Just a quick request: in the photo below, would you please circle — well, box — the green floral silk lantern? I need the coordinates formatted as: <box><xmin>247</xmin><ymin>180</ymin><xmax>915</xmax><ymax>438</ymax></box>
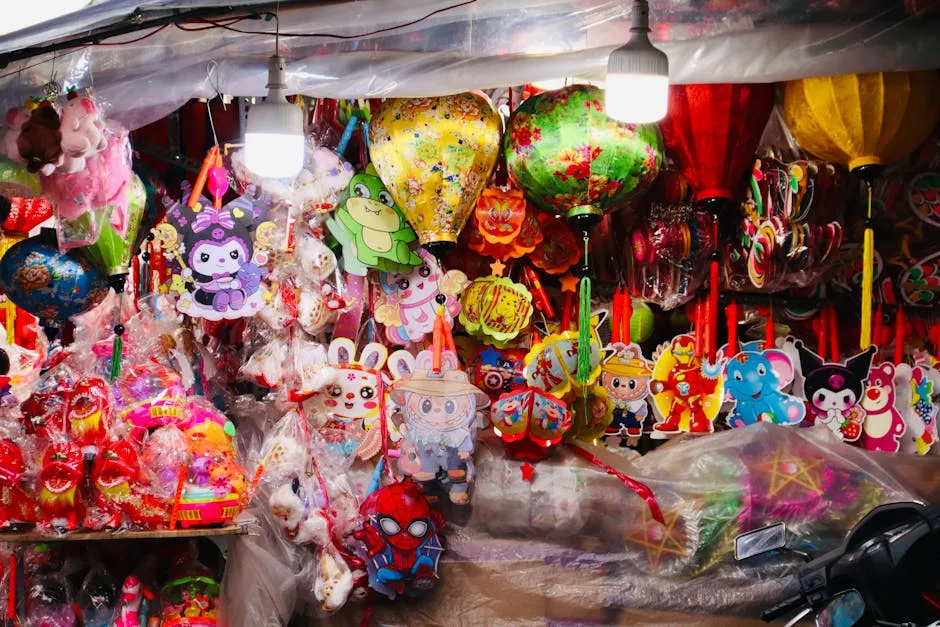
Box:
<box><xmin>505</xmin><ymin>84</ymin><xmax>663</xmax><ymax>230</ymax></box>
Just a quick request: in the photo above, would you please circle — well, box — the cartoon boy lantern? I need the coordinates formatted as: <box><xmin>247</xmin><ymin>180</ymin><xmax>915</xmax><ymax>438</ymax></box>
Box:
<box><xmin>388</xmin><ymin>349</ymin><xmax>489</xmax><ymax>505</ymax></box>
<box><xmin>599</xmin><ymin>343</ymin><xmax>654</xmax><ymax>446</ymax></box>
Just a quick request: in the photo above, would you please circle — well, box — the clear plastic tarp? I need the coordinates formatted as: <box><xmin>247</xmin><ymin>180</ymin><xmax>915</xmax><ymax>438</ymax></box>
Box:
<box><xmin>0</xmin><ymin>0</ymin><xmax>939</xmax><ymax>130</ymax></box>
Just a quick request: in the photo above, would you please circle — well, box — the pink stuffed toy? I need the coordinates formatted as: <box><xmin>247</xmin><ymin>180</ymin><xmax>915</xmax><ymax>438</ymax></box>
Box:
<box><xmin>57</xmin><ymin>92</ymin><xmax>106</xmax><ymax>173</ymax></box>
<box><xmin>41</xmin><ymin>123</ymin><xmax>132</xmax><ymax>240</ymax></box>
<box><xmin>3</xmin><ymin>107</ymin><xmax>30</xmax><ymax>164</ymax></box>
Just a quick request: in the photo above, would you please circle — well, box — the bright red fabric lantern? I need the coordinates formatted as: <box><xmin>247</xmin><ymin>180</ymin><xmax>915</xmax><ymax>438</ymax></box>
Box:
<box><xmin>660</xmin><ymin>83</ymin><xmax>775</xmax><ymax>202</ymax></box>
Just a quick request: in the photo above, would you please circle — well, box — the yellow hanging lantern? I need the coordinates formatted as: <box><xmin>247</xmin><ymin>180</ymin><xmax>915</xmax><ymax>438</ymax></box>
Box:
<box><xmin>783</xmin><ymin>71</ymin><xmax>940</xmax><ymax>350</ymax></box>
<box><xmin>369</xmin><ymin>93</ymin><xmax>502</xmax><ymax>258</ymax></box>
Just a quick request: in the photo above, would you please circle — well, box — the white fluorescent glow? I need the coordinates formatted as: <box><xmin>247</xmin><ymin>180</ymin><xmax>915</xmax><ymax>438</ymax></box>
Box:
<box><xmin>244</xmin><ymin>132</ymin><xmax>305</xmax><ymax>179</ymax></box>
<box><xmin>605</xmin><ymin>73</ymin><xmax>669</xmax><ymax>124</ymax></box>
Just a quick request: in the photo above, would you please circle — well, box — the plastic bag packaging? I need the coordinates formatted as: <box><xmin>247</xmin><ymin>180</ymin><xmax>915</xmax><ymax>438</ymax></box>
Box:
<box><xmin>77</xmin><ymin>565</ymin><xmax>119</xmax><ymax>627</ymax></box>
<box><xmin>723</xmin><ymin>109</ymin><xmax>857</xmax><ymax>293</ymax></box>
<box><xmin>26</xmin><ymin>571</ymin><xmax>76</xmax><ymax>627</ymax></box>
<box><xmin>313</xmin><ymin>423</ymin><xmax>928</xmax><ymax>625</ymax></box>
<box><xmin>0</xmin><ymin>421</ymin><xmax>39</xmax><ymax>529</ymax></box>
<box><xmin>4</xmin><ymin>1</ymin><xmax>940</xmax><ymax>131</ymax></box>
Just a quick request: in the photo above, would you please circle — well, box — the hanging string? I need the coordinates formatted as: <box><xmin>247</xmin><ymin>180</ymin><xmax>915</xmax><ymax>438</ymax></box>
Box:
<box><xmin>693</xmin><ymin>298</ymin><xmax>704</xmax><ymax>359</ymax></box>
<box><xmin>726</xmin><ymin>298</ymin><xmax>739</xmax><ymax>357</ymax></box>
<box><xmin>764</xmin><ymin>303</ymin><xmax>774</xmax><ymax>349</ymax></box>
<box><xmin>568</xmin><ymin>442</ymin><xmax>664</xmax><ymax>524</ymax></box>
<box><xmin>873</xmin><ymin>301</ymin><xmax>884</xmax><ymax>360</ymax></box>
<box><xmin>817</xmin><ymin>305</ymin><xmax>828</xmax><ymax>362</ymax></box>
<box><xmin>860</xmin><ymin>184</ymin><xmax>875</xmax><ymax>349</ymax></box>
<box><xmin>611</xmin><ymin>288</ymin><xmax>623</xmax><ymax>345</ymax></box>
<box><xmin>828</xmin><ymin>303</ymin><xmax>839</xmax><ymax>362</ymax></box>
<box><xmin>621</xmin><ymin>287</ymin><xmax>632</xmax><ymax>346</ymax></box>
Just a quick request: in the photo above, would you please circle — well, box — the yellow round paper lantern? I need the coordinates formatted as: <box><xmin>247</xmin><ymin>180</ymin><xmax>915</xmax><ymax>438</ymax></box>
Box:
<box><xmin>369</xmin><ymin>93</ymin><xmax>502</xmax><ymax>257</ymax></box>
<box><xmin>783</xmin><ymin>71</ymin><xmax>940</xmax><ymax>175</ymax></box>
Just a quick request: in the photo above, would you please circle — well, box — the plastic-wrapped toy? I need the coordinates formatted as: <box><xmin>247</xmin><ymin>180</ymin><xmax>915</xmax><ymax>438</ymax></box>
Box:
<box><xmin>17</xmin><ymin>101</ymin><xmax>63</xmax><ymax>175</ymax></box>
<box><xmin>140</xmin><ymin>425</ymin><xmax>189</xmax><ymax>500</ymax></box>
<box><xmin>112</xmin><ymin>576</ymin><xmax>143</xmax><ymax>627</ymax></box>
<box><xmin>353</xmin><ymin>479</ymin><xmax>444</xmax><ymax>600</ymax></box>
<box><xmin>292</xmin><ymin>147</ymin><xmax>354</xmax><ymax>216</ymax></box>
<box><xmin>860</xmin><ymin>362</ymin><xmax>907</xmax><ymax>453</ymax></box>
<box><xmin>894</xmin><ymin>364</ymin><xmax>937</xmax><ymax>455</ymax></box>
<box><xmin>304</xmin><ymin>338</ymin><xmax>388</xmax><ymax>459</ymax></box>
<box><xmin>649</xmin><ymin>334</ymin><xmax>724</xmax><ymax>435</ymax></box>
<box><xmin>388</xmin><ymin>349</ymin><xmax>489</xmax><ymax>505</ymax></box>
<box><xmin>794</xmin><ymin>340</ymin><xmax>876</xmax><ymax>442</ymax></box>
<box><xmin>113</xmin><ymin>364</ymin><xmax>185</xmax><ymax>439</ymax></box>
<box><xmin>38</xmin><ymin>438</ymin><xmax>85</xmax><ymax>531</ymax></box>
<box><xmin>77</xmin><ymin>565</ymin><xmax>118</xmax><ymax>627</ymax></box>
<box><xmin>66</xmin><ymin>375</ymin><xmax>111</xmax><ymax>457</ymax></box>
<box><xmin>25</xmin><ymin>572</ymin><xmax>76</xmax><ymax>626</ymax></box>
<box><xmin>4</xmin><ymin>105</ymin><xmax>30</xmax><ymax>163</ymax></box>
<box><xmin>269</xmin><ymin>476</ymin><xmax>331</xmax><ymax>547</ymax></box>
<box><xmin>87</xmin><ymin>438</ymin><xmax>168</xmax><ymax>530</ymax></box>
<box><xmin>20</xmin><ymin>364</ymin><xmax>74</xmax><ymax>437</ymax></box>
<box><xmin>375</xmin><ymin>250</ymin><xmax>467</xmax><ymax>345</ymax></box>
<box><xmin>598</xmin><ymin>343</ymin><xmax>654</xmax><ymax>446</ymax></box>
<box><xmin>175</xmin><ymin>400</ymin><xmax>246</xmax><ymax>527</ymax></box>
<box><xmin>723</xmin><ymin>341</ymin><xmax>806</xmax><ymax>428</ymax></box>
<box><xmin>159</xmin><ymin>556</ymin><xmax>220</xmax><ymax>626</ymax></box>
<box><xmin>314</xmin><ymin>549</ymin><xmax>356</xmax><ymax>613</ymax></box>
<box><xmin>57</xmin><ymin>91</ymin><xmax>106</xmax><ymax>173</ymax></box>
<box><xmin>0</xmin><ymin>437</ymin><xmax>37</xmax><ymax>528</ymax></box>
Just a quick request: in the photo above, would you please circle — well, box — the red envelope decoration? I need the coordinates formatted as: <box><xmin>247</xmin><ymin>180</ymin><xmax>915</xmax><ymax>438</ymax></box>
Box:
<box><xmin>475</xmin><ymin>188</ymin><xmax>527</xmax><ymax>244</ymax></box>
<box><xmin>491</xmin><ymin>387</ymin><xmax>571</xmax><ymax>460</ymax></box>
<box><xmin>530</xmin><ymin>214</ymin><xmax>580</xmax><ymax>275</ymax></box>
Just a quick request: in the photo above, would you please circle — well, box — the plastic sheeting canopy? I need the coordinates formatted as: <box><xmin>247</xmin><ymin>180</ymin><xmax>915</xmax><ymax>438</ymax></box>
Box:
<box><xmin>0</xmin><ymin>0</ymin><xmax>939</xmax><ymax>130</ymax></box>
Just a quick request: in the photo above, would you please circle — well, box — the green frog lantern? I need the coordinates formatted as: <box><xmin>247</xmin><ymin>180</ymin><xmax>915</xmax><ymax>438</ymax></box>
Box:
<box><xmin>327</xmin><ymin>164</ymin><xmax>421</xmax><ymax>276</ymax></box>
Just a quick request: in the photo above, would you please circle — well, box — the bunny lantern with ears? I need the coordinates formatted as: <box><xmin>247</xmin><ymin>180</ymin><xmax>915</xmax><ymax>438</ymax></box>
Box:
<box><xmin>388</xmin><ymin>349</ymin><xmax>489</xmax><ymax>505</ymax></box>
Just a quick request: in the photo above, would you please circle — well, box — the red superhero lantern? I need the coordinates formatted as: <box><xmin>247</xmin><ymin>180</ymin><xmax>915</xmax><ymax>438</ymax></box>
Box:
<box><xmin>38</xmin><ymin>439</ymin><xmax>85</xmax><ymax>531</ymax></box>
<box><xmin>0</xmin><ymin>438</ymin><xmax>37</xmax><ymax>528</ymax></box>
<box><xmin>87</xmin><ymin>439</ymin><xmax>169</xmax><ymax>530</ymax></box>
<box><xmin>67</xmin><ymin>376</ymin><xmax>112</xmax><ymax>457</ymax></box>
<box><xmin>649</xmin><ymin>334</ymin><xmax>725</xmax><ymax>435</ymax></box>
<box><xmin>353</xmin><ymin>480</ymin><xmax>444</xmax><ymax>600</ymax></box>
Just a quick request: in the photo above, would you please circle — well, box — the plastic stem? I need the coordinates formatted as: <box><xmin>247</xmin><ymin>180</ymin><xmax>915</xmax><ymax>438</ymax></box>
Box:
<box><xmin>622</xmin><ymin>288</ymin><xmax>633</xmax><ymax>346</ymax></box>
<box><xmin>894</xmin><ymin>306</ymin><xmax>905</xmax><ymax>365</ymax></box>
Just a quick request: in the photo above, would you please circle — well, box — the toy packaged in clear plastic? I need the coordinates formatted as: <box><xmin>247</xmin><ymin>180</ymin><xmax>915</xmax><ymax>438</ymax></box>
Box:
<box><xmin>0</xmin><ymin>422</ymin><xmax>39</xmax><ymax>529</ymax></box>
<box><xmin>77</xmin><ymin>565</ymin><xmax>119</xmax><ymax>627</ymax></box>
<box><xmin>159</xmin><ymin>555</ymin><xmax>221</xmax><ymax>626</ymax></box>
<box><xmin>26</xmin><ymin>571</ymin><xmax>77</xmax><ymax>627</ymax></box>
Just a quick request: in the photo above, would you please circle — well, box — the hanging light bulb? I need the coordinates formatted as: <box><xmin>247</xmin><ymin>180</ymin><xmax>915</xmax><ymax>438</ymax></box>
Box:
<box><xmin>605</xmin><ymin>0</ymin><xmax>669</xmax><ymax>124</ymax></box>
<box><xmin>244</xmin><ymin>54</ymin><xmax>305</xmax><ymax>179</ymax></box>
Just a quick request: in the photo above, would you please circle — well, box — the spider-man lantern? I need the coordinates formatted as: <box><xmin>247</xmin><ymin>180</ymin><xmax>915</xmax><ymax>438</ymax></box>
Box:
<box><xmin>353</xmin><ymin>480</ymin><xmax>444</xmax><ymax>600</ymax></box>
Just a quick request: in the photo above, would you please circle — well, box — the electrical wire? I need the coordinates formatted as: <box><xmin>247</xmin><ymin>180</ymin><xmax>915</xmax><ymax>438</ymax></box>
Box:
<box><xmin>187</xmin><ymin>0</ymin><xmax>480</xmax><ymax>40</ymax></box>
<box><xmin>92</xmin><ymin>23</ymin><xmax>171</xmax><ymax>46</ymax></box>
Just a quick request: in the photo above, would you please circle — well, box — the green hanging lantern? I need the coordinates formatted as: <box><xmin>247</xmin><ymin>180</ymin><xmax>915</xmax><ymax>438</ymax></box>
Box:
<box><xmin>504</xmin><ymin>84</ymin><xmax>663</xmax><ymax>227</ymax></box>
<box><xmin>82</xmin><ymin>173</ymin><xmax>146</xmax><ymax>282</ymax></box>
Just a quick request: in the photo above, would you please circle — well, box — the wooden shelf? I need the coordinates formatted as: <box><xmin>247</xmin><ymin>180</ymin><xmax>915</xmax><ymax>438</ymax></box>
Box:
<box><xmin>0</xmin><ymin>524</ymin><xmax>247</xmax><ymax>543</ymax></box>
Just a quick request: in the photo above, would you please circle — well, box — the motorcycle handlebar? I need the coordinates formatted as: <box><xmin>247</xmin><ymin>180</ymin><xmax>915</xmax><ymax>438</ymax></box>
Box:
<box><xmin>761</xmin><ymin>593</ymin><xmax>805</xmax><ymax>622</ymax></box>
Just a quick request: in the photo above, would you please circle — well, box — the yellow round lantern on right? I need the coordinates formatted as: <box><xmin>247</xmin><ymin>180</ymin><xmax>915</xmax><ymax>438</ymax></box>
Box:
<box><xmin>783</xmin><ymin>71</ymin><xmax>940</xmax><ymax>350</ymax></box>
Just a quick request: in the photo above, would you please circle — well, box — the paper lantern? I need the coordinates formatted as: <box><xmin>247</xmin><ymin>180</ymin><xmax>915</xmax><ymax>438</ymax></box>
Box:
<box><xmin>490</xmin><ymin>387</ymin><xmax>571</xmax><ymax>461</ymax></box>
<box><xmin>0</xmin><ymin>232</ymin><xmax>109</xmax><ymax>322</ymax></box>
<box><xmin>784</xmin><ymin>71</ymin><xmax>940</xmax><ymax>348</ymax></box>
<box><xmin>505</xmin><ymin>85</ymin><xmax>662</xmax><ymax>228</ymax></box>
<box><xmin>660</xmin><ymin>83</ymin><xmax>775</xmax><ymax>204</ymax></box>
<box><xmin>369</xmin><ymin>93</ymin><xmax>502</xmax><ymax>256</ymax></box>
<box><xmin>458</xmin><ymin>276</ymin><xmax>534</xmax><ymax>347</ymax></box>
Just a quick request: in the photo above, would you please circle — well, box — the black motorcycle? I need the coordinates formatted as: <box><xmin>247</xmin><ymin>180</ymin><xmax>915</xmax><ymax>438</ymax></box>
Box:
<box><xmin>735</xmin><ymin>501</ymin><xmax>940</xmax><ymax>626</ymax></box>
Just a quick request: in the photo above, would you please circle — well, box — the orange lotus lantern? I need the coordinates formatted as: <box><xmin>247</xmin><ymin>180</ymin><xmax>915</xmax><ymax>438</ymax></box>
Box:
<box><xmin>474</xmin><ymin>188</ymin><xmax>527</xmax><ymax>245</ymax></box>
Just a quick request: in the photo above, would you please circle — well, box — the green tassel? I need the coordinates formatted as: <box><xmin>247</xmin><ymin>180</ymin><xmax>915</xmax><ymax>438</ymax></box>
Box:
<box><xmin>576</xmin><ymin>275</ymin><xmax>592</xmax><ymax>384</ymax></box>
<box><xmin>110</xmin><ymin>335</ymin><xmax>123</xmax><ymax>382</ymax></box>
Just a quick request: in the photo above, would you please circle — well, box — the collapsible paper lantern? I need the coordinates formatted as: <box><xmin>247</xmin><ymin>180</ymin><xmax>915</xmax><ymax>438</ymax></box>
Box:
<box><xmin>458</xmin><ymin>276</ymin><xmax>534</xmax><ymax>347</ymax></box>
<box><xmin>660</xmin><ymin>83</ymin><xmax>775</xmax><ymax>204</ymax></box>
<box><xmin>505</xmin><ymin>85</ymin><xmax>662</xmax><ymax>225</ymax></box>
<box><xmin>369</xmin><ymin>93</ymin><xmax>502</xmax><ymax>255</ymax></box>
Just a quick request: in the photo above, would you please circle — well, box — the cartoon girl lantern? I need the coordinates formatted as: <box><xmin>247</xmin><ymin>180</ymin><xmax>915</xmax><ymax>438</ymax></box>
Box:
<box><xmin>388</xmin><ymin>349</ymin><xmax>489</xmax><ymax>505</ymax></box>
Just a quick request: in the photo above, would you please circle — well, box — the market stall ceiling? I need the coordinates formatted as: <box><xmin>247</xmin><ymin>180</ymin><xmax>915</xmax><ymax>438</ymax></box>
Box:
<box><xmin>0</xmin><ymin>0</ymin><xmax>938</xmax><ymax>131</ymax></box>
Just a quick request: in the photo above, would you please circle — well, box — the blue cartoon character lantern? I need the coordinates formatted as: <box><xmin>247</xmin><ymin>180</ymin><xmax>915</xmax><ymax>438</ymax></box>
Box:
<box><xmin>354</xmin><ymin>479</ymin><xmax>444</xmax><ymax>600</ymax></box>
<box><xmin>723</xmin><ymin>341</ymin><xmax>806</xmax><ymax>428</ymax></box>
<box><xmin>161</xmin><ymin>185</ymin><xmax>274</xmax><ymax>321</ymax></box>
<box><xmin>388</xmin><ymin>349</ymin><xmax>489</xmax><ymax>505</ymax></box>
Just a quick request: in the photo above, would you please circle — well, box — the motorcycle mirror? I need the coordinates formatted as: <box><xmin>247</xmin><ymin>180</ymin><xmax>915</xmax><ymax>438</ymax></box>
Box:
<box><xmin>815</xmin><ymin>590</ymin><xmax>865</xmax><ymax>627</ymax></box>
<box><xmin>735</xmin><ymin>522</ymin><xmax>787</xmax><ymax>561</ymax></box>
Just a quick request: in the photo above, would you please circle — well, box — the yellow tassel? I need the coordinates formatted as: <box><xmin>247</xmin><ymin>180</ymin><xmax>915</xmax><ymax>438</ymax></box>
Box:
<box><xmin>860</xmin><ymin>185</ymin><xmax>874</xmax><ymax>350</ymax></box>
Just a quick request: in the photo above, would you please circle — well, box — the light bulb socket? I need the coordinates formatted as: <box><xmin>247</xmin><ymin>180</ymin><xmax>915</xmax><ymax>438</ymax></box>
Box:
<box><xmin>266</xmin><ymin>54</ymin><xmax>289</xmax><ymax>100</ymax></box>
<box><xmin>608</xmin><ymin>0</ymin><xmax>668</xmax><ymax>78</ymax></box>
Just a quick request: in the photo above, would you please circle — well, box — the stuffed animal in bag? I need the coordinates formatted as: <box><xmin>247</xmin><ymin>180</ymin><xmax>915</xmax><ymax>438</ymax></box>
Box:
<box><xmin>57</xmin><ymin>92</ymin><xmax>106</xmax><ymax>173</ymax></box>
<box><xmin>17</xmin><ymin>102</ymin><xmax>63</xmax><ymax>175</ymax></box>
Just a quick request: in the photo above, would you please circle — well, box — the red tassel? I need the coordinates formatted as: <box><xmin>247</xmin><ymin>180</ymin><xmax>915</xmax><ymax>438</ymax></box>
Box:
<box><xmin>765</xmin><ymin>307</ymin><xmax>775</xmax><ymax>350</ymax></box>
<box><xmin>828</xmin><ymin>304</ymin><xmax>839</xmax><ymax>362</ymax></box>
<box><xmin>707</xmin><ymin>256</ymin><xmax>719</xmax><ymax>362</ymax></box>
<box><xmin>817</xmin><ymin>306</ymin><xmax>828</xmax><ymax>362</ymax></box>
<box><xmin>622</xmin><ymin>289</ymin><xmax>633</xmax><ymax>346</ymax></box>
<box><xmin>726</xmin><ymin>299</ymin><xmax>739</xmax><ymax>357</ymax></box>
<box><xmin>894</xmin><ymin>306</ymin><xmax>905</xmax><ymax>366</ymax></box>
<box><xmin>873</xmin><ymin>302</ymin><xmax>884</xmax><ymax>360</ymax></box>
<box><xmin>694</xmin><ymin>298</ymin><xmax>704</xmax><ymax>359</ymax></box>
<box><xmin>611</xmin><ymin>288</ymin><xmax>623</xmax><ymax>345</ymax></box>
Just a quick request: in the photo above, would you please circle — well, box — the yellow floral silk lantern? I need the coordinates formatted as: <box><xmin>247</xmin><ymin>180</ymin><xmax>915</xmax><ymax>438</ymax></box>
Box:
<box><xmin>783</xmin><ymin>71</ymin><xmax>940</xmax><ymax>349</ymax></box>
